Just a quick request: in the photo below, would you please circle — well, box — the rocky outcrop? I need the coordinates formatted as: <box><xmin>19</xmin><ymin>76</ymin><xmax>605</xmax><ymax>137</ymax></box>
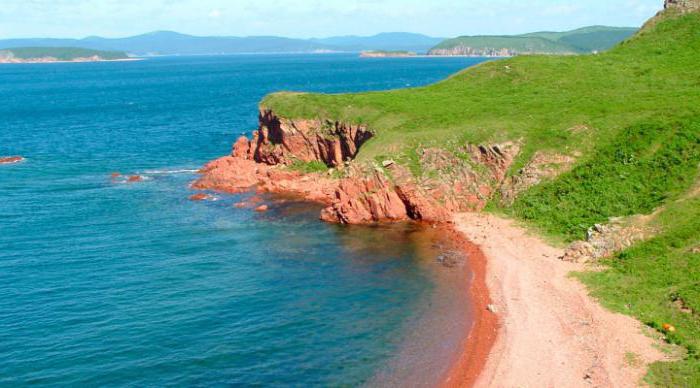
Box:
<box><xmin>237</xmin><ymin>109</ymin><xmax>374</xmax><ymax>167</ymax></box>
<box><xmin>561</xmin><ymin>220</ymin><xmax>652</xmax><ymax>263</ymax></box>
<box><xmin>319</xmin><ymin>165</ymin><xmax>451</xmax><ymax>224</ymax></box>
<box><xmin>194</xmin><ymin>108</ymin><xmax>524</xmax><ymax>225</ymax></box>
<box><xmin>319</xmin><ymin>143</ymin><xmax>520</xmax><ymax>224</ymax></box>
<box><xmin>0</xmin><ymin>156</ymin><xmax>24</xmax><ymax>164</ymax></box>
<box><xmin>127</xmin><ymin>175</ymin><xmax>144</xmax><ymax>183</ymax></box>
<box><xmin>192</xmin><ymin>155</ymin><xmax>337</xmax><ymax>204</ymax></box>
<box><xmin>189</xmin><ymin>193</ymin><xmax>213</xmax><ymax>201</ymax></box>
<box><xmin>665</xmin><ymin>0</ymin><xmax>700</xmax><ymax>12</ymax></box>
<box><xmin>429</xmin><ymin>46</ymin><xmax>517</xmax><ymax>57</ymax></box>
<box><xmin>415</xmin><ymin>143</ymin><xmax>521</xmax><ymax>213</ymax></box>
<box><xmin>500</xmin><ymin>152</ymin><xmax>577</xmax><ymax>204</ymax></box>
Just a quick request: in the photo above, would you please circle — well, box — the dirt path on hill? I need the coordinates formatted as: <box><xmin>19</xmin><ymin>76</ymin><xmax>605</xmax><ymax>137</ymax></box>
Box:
<box><xmin>452</xmin><ymin>213</ymin><xmax>666</xmax><ymax>388</ymax></box>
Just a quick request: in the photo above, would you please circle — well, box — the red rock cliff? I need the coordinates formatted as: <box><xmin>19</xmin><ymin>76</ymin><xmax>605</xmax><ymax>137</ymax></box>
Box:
<box><xmin>234</xmin><ymin>109</ymin><xmax>373</xmax><ymax>167</ymax></box>
<box><xmin>194</xmin><ymin>109</ymin><xmax>521</xmax><ymax>225</ymax></box>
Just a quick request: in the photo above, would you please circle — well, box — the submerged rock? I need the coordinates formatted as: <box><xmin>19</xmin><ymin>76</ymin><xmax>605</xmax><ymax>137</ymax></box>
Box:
<box><xmin>127</xmin><ymin>175</ymin><xmax>144</xmax><ymax>183</ymax></box>
<box><xmin>0</xmin><ymin>156</ymin><xmax>24</xmax><ymax>164</ymax></box>
<box><xmin>189</xmin><ymin>193</ymin><xmax>212</xmax><ymax>201</ymax></box>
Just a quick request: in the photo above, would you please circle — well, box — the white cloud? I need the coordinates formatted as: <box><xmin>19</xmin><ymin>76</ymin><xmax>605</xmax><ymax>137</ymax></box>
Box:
<box><xmin>208</xmin><ymin>9</ymin><xmax>222</xmax><ymax>18</ymax></box>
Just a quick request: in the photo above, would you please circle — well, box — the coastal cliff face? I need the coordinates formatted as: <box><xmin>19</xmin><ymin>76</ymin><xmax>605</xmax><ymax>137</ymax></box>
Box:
<box><xmin>247</xmin><ymin>109</ymin><xmax>374</xmax><ymax>167</ymax></box>
<box><xmin>194</xmin><ymin>109</ymin><xmax>523</xmax><ymax>224</ymax></box>
<box><xmin>429</xmin><ymin>46</ymin><xmax>517</xmax><ymax>57</ymax></box>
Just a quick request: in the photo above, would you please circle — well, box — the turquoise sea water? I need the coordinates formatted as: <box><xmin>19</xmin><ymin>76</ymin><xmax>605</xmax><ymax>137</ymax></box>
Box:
<box><xmin>0</xmin><ymin>55</ymin><xmax>488</xmax><ymax>386</ymax></box>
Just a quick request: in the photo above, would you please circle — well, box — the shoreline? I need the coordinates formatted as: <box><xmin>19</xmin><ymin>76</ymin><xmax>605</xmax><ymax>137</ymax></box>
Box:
<box><xmin>450</xmin><ymin>212</ymin><xmax>666</xmax><ymax>387</ymax></box>
<box><xmin>360</xmin><ymin>54</ymin><xmax>511</xmax><ymax>59</ymax></box>
<box><xmin>441</xmin><ymin>227</ymin><xmax>498</xmax><ymax>388</ymax></box>
<box><xmin>191</xmin><ymin>129</ymin><xmax>663</xmax><ymax>386</ymax></box>
<box><xmin>191</xmin><ymin>165</ymin><xmax>662</xmax><ymax>386</ymax></box>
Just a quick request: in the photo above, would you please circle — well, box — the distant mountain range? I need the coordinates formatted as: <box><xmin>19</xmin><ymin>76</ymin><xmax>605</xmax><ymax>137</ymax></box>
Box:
<box><xmin>0</xmin><ymin>32</ymin><xmax>444</xmax><ymax>56</ymax></box>
<box><xmin>0</xmin><ymin>27</ymin><xmax>638</xmax><ymax>57</ymax></box>
<box><xmin>428</xmin><ymin>26</ymin><xmax>638</xmax><ymax>57</ymax></box>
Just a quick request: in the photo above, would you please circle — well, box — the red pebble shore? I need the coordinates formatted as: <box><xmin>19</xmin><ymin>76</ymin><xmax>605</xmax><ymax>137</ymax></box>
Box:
<box><xmin>441</xmin><ymin>228</ymin><xmax>498</xmax><ymax>388</ymax></box>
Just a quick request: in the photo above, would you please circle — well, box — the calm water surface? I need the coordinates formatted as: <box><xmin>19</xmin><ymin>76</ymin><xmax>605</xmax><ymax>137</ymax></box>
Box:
<box><xmin>0</xmin><ymin>54</ymin><xmax>488</xmax><ymax>386</ymax></box>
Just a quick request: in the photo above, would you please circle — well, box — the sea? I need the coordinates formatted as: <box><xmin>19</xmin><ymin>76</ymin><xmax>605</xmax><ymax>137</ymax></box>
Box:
<box><xmin>0</xmin><ymin>54</ymin><xmax>489</xmax><ymax>386</ymax></box>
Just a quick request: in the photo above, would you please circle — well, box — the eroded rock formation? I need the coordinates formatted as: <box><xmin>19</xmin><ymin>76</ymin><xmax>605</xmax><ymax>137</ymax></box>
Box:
<box><xmin>319</xmin><ymin>164</ymin><xmax>451</xmax><ymax>224</ymax></box>
<box><xmin>192</xmin><ymin>155</ymin><xmax>337</xmax><ymax>204</ymax></box>
<box><xmin>561</xmin><ymin>219</ymin><xmax>653</xmax><ymax>263</ymax></box>
<box><xmin>500</xmin><ymin>152</ymin><xmax>577</xmax><ymax>204</ymax></box>
<box><xmin>233</xmin><ymin>109</ymin><xmax>374</xmax><ymax>167</ymax></box>
<box><xmin>665</xmin><ymin>0</ymin><xmax>700</xmax><ymax>12</ymax></box>
<box><xmin>194</xmin><ymin>109</ymin><xmax>524</xmax><ymax>225</ymax></box>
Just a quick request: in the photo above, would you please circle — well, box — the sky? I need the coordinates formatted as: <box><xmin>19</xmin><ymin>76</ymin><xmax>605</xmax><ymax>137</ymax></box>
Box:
<box><xmin>0</xmin><ymin>0</ymin><xmax>664</xmax><ymax>39</ymax></box>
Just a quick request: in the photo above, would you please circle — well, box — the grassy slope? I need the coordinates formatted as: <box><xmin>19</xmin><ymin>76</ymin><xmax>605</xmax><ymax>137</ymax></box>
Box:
<box><xmin>0</xmin><ymin>47</ymin><xmax>129</xmax><ymax>60</ymax></box>
<box><xmin>264</xmin><ymin>11</ymin><xmax>700</xmax><ymax>385</ymax></box>
<box><xmin>511</xmin><ymin>121</ymin><xmax>700</xmax><ymax>241</ymax></box>
<box><xmin>522</xmin><ymin>26</ymin><xmax>638</xmax><ymax>52</ymax></box>
<box><xmin>264</xmin><ymin>12</ymin><xmax>699</xmax><ymax>170</ymax></box>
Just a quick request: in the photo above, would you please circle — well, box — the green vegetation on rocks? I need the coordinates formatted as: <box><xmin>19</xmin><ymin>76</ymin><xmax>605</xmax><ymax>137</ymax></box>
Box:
<box><xmin>262</xmin><ymin>9</ymin><xmax>700</xmax><ymax>384</ymax></box>
<box><xmin>288</xmin><ymin>160</ymin><xmax>330</xmax><ymax>174</ymax></box>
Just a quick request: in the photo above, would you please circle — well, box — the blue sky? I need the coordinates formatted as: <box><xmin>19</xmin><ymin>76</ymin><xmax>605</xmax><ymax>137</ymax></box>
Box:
<box><xmin>0</xmin><ymin>0</ymin><xmax>663</xmax><ymax>39</ymax></box>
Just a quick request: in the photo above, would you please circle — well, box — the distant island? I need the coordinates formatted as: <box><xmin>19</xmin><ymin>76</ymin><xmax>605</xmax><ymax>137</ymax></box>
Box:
<box><xmin>0</xmin><ymin>47</ymin><xmax>132</xmax><ymax>63</ymax></box>
<box><xmin>428</xmin><ymin>26</ymin><xmax>638</xmax><ymax>57</ymax></box>
<box><xmin>360</xmin><ymin>50</ymin><xmax>417</xmax><ymax>58</ymax></box>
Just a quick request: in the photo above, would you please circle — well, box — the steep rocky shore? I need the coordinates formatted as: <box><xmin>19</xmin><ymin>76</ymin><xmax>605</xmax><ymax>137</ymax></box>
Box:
<box><xmin>429</xmin><ymin>47</ymin><xmax>517</xmax><ymax>57</ymax></box>
<box><xmin>193</xmin><ymin>109</ymin><xmax>526</xmax><ymax>224</ymax></box>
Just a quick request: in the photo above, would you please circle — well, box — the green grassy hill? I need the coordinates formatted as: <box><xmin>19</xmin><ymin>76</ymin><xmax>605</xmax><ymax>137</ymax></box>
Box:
<box><xmin>263</xmin><ymin>9</ymin><xmax>700</xmax><ymax>385</ymax></box>
<box><xmin>0</xmin><ymin>47</ymin><xmax>129</xmax><ymax>61</ymax></box>
<box><xmin>429</xmin><ymin>25</ymin><xmax>637</xmax><ymax>56</ymax></box>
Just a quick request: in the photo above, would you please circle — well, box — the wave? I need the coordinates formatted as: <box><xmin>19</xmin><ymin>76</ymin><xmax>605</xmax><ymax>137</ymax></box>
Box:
<box><xmin>142</xmin><ymin>169</ymin><xmax>199</xmax><ymax>175</ymax></box>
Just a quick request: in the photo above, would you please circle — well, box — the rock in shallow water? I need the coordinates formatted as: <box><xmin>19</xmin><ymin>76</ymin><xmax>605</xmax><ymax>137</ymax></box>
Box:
<box><xmin>127</xmin><ymin>175</ymin><xmax>144</xmax><ymax>183</ymax></box>
<box><xmin>189</xmin><ymin>193</ymin><xmax>212</xmax><ymax>201</ymax></box>
<box><xmin>0</xmin><ymin>156</ymin><xmax>24</xmax><ymax>164</ymax></box>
